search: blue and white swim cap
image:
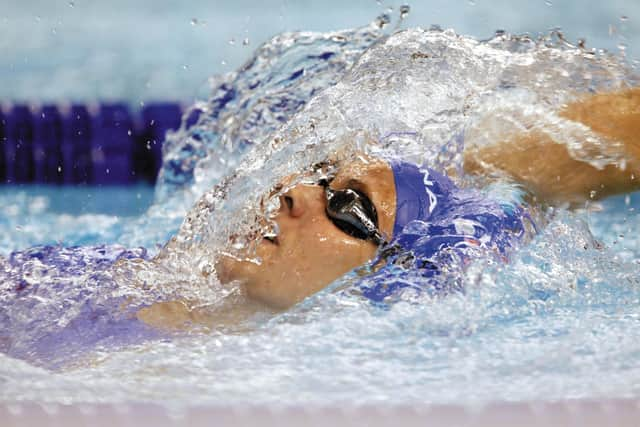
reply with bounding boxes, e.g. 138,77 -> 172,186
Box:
357,160 -> 530,303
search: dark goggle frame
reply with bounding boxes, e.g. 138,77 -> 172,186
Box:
319,177 -> 385,246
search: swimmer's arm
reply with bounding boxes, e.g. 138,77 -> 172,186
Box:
463,87 -> 640,205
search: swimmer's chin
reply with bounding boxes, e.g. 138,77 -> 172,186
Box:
214,253 -> 242,284
214,252 -> 261,287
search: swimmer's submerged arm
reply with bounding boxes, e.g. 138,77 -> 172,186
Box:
463,87 -> 640,205
136,297 -> 272,332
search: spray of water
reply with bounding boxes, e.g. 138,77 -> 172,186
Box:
1,14 -> 639,404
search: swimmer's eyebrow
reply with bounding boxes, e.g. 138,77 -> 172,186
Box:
334,178 -> 376,204
331,176 -> 364,190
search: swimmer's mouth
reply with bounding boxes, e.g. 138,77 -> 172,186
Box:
263,235 -> 280,245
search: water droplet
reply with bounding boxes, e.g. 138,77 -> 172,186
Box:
625,195 -> 631,206
242,37 -> 250,46
57,165 -> 62,172
468,0 -> 476,5
399,4 -> 410,19
631,173 -> 635,180
35,15 -> 41,22
618,42 -> 627,51
127,129 -> 132,136
589,190 -> 597,199
221,60 -> 227,66
68,1 -> 74,7
545,0 -> 552,5
15,225 -> 22,231
609,24 -> 617,36
190,18 -> 198,26
375,13 -> 391,29
228,38 -> 235,45
182,64 -> 189,70
620,15 -> 629,22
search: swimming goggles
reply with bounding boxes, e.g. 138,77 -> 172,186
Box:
319,178 -> 385,246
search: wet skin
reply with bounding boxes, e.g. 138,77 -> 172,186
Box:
217,158 -> 397,309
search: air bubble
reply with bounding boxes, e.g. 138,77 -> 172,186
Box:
68,1 -> 75,7
190,18 -> 199,26
127,129 -> 132,136
228,38 -> 236,45
545,0 -> 552,5
620,15 -> 629,22
243,38 -> 250,46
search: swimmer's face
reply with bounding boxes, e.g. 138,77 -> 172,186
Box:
217,159 -> 396,309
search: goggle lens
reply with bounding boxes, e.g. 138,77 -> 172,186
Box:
323,185 -> 383,245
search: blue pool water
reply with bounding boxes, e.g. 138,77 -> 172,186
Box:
0,185 -> 156,253
1,5 -> 640,410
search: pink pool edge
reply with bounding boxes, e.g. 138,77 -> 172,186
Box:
2,399 -> 640,427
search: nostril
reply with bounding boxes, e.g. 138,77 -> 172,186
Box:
284,195 -> 294,210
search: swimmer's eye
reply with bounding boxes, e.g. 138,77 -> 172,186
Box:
322,184 -> 384,246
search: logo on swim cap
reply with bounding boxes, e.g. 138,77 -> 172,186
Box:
422,169 -> 438,215
390,161 -> 456,239
390,161 -> 433,238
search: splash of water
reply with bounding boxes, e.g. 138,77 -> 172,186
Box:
161,25 -> 636,292
1,18 -> 639,405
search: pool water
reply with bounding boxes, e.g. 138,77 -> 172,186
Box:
1,17 -> 640,409
0,185 -> 156,253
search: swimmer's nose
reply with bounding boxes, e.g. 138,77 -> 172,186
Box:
280,185 -> 321,218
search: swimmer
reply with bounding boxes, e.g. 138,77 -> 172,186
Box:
137,87 -> 640,327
